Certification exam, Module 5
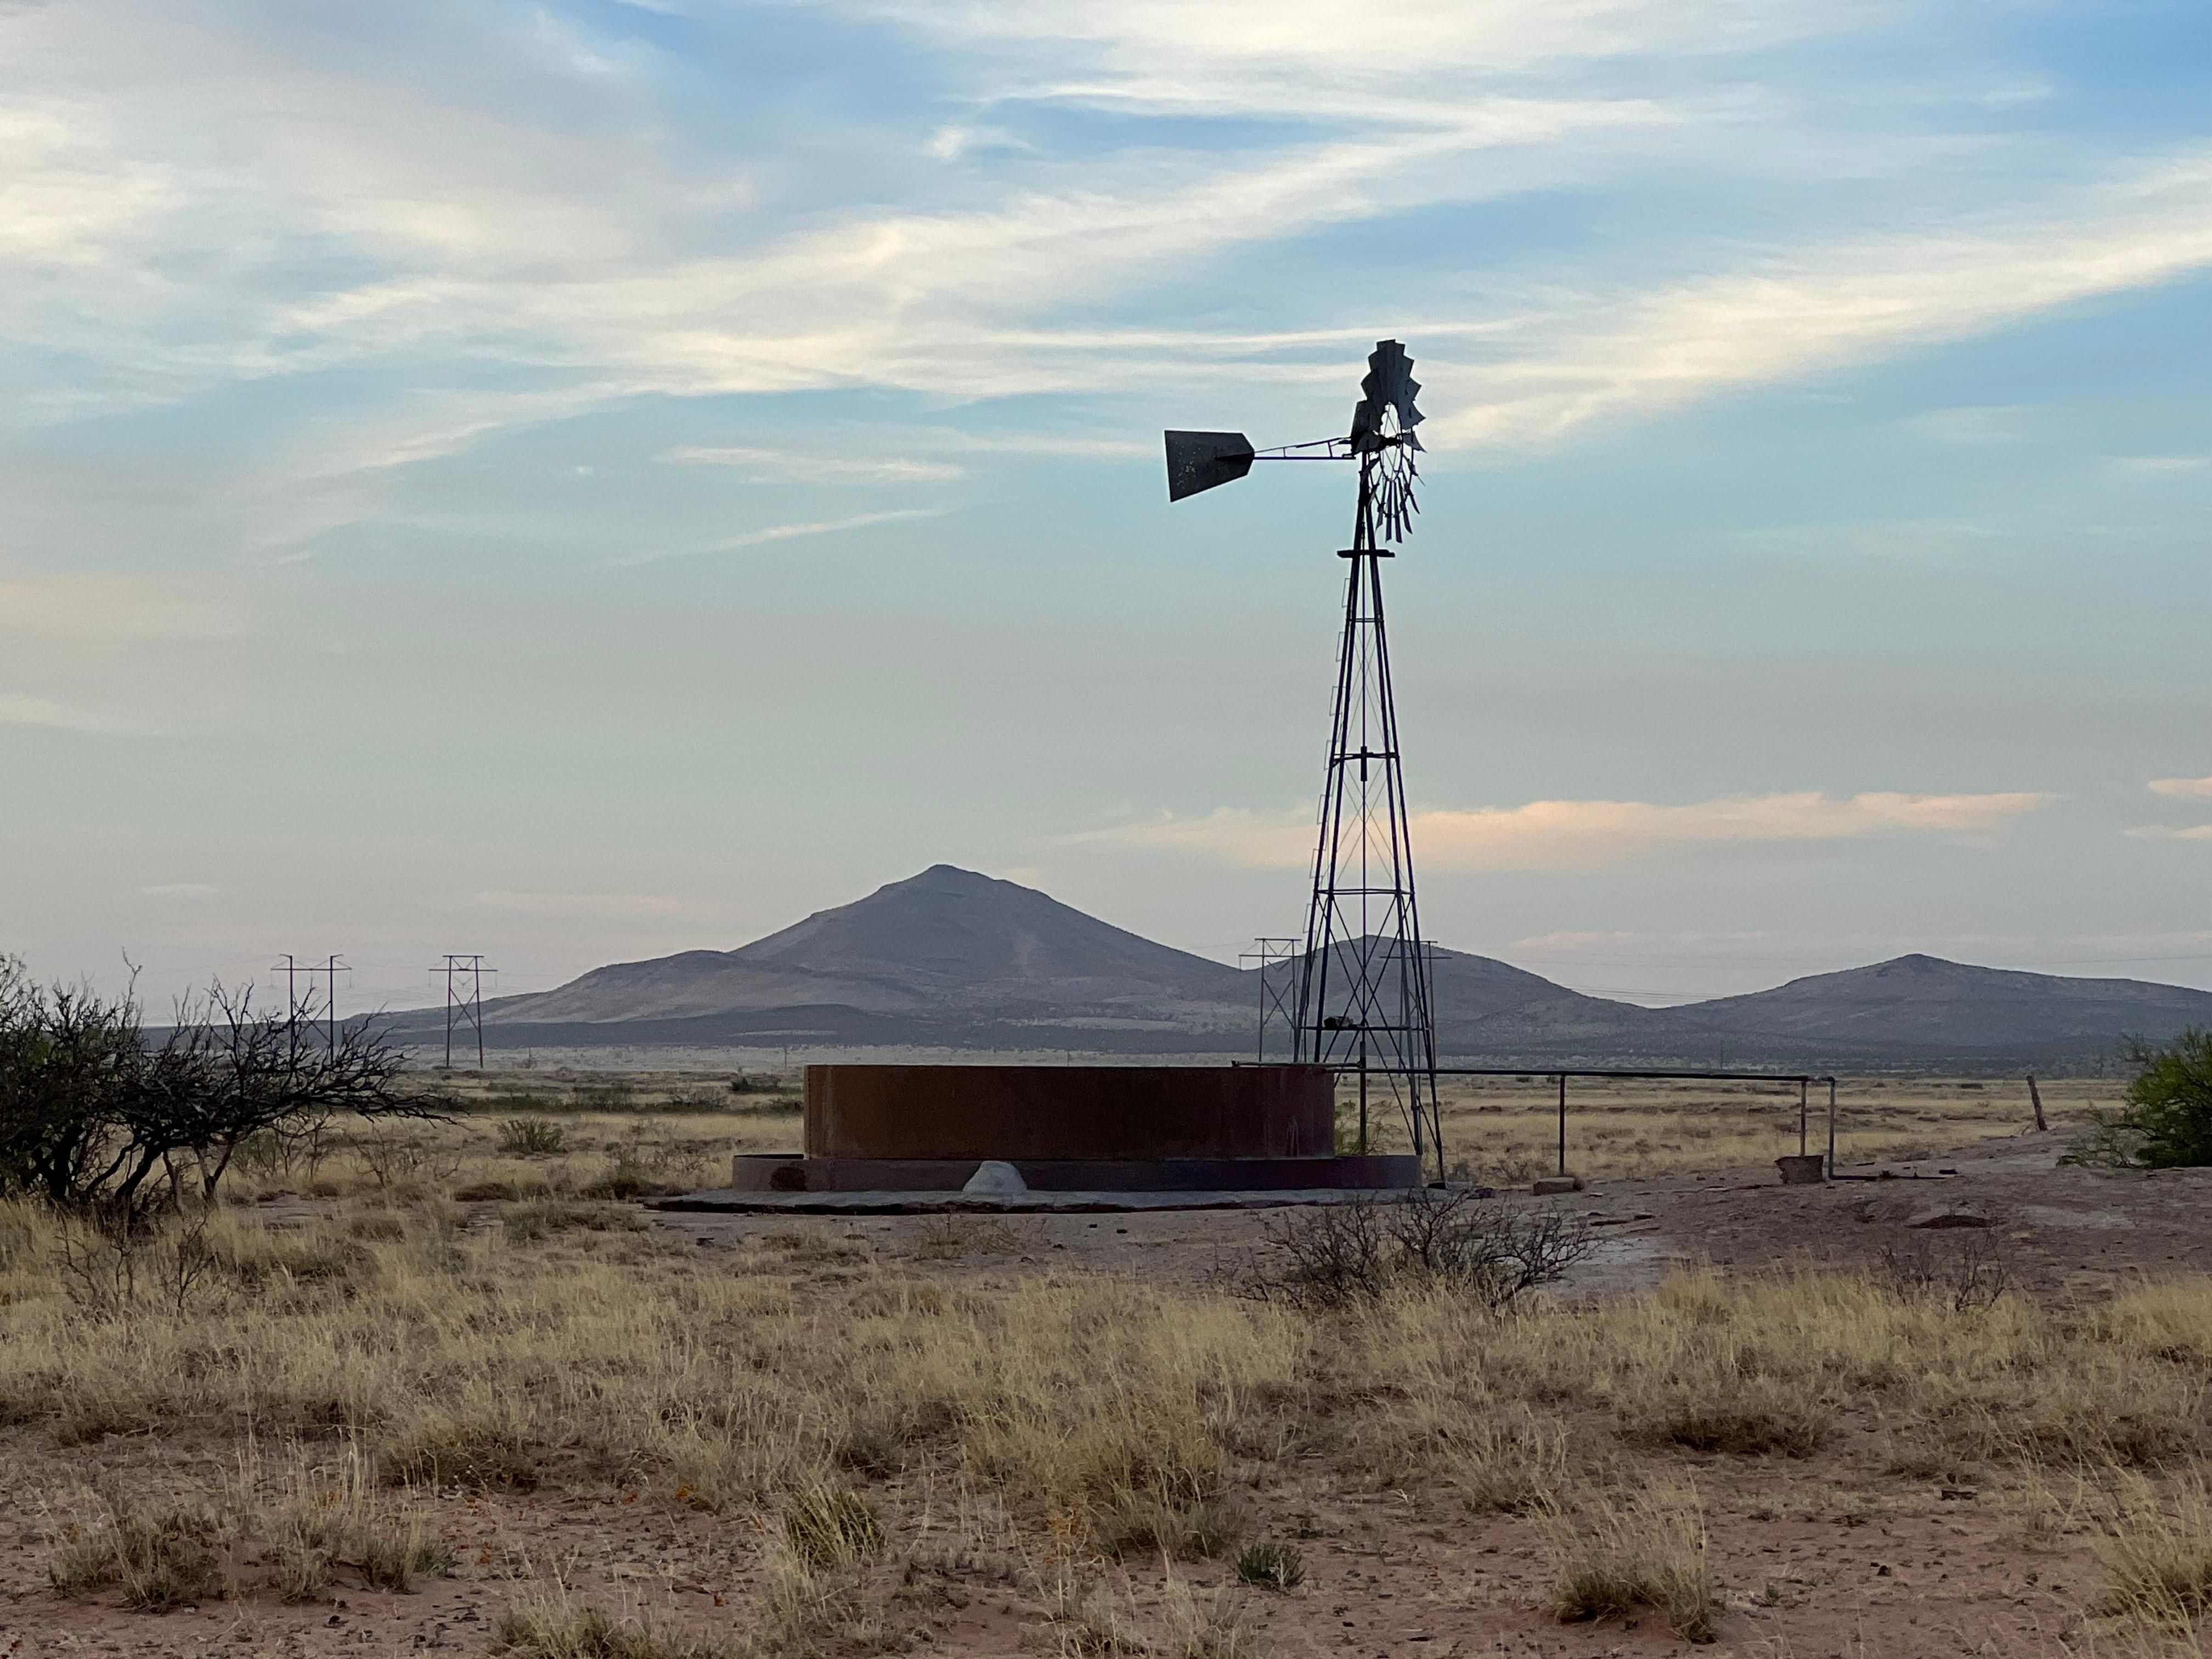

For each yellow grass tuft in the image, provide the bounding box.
[1542,1481,1719,1643]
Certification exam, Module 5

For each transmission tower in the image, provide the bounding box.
[272,953,349,1057]
[1238,937,1301,1063]
[433,955,494,1070]
[1165,341,1442,1175]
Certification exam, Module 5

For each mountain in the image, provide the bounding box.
[382,867,2212,1066]
[1268,943,1684,1058]
[1658,953,2212,1063]
[453,865,1253,1042]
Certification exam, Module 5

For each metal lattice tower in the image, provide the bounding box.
[1238,936,1301,1063]
[1165,340,1442,1175]
[434,955,494,1070]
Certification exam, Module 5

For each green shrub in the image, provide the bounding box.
[2065,1030,2212,1169]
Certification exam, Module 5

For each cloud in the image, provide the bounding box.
[925,124,1034,162]
[608,507,947,567]
[0,576,245,641]
[0,693,123,732]
[2151,776,2212,798]
[1082,790,2054,872]
[2125,825,2212,843]
[140,883,218,899]
[8,1,2212,481]
[1427,155,2212,449]
[662,446,967,482]
[467,890,689,917]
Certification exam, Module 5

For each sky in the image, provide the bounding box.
[4,0,2211,1015]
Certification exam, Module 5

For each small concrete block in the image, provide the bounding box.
[1907,1206,1991,1229]
[1531,1176,1584,1196]
[962,1160,1028,1196]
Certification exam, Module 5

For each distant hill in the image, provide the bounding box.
[1655,953,2212,1064]
[382,867,2212,1067]
[439,865,1254,1044]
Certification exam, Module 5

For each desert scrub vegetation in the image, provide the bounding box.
[12,1188,2212,1647]
[0,954,441,1231]
[2067,1028,2212,1170]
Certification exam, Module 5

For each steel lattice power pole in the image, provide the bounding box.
[435,955,493,1070]
[1238,937,1301,1063]
[1293,455,1442,1175]
[320,955,347,1059]
[274,953,348,1056]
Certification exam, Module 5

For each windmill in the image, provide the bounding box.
[1164,340,1442,1176]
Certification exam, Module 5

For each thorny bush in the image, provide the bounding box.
[1240,1190,1596,1311]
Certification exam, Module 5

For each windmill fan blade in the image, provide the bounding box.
[1351,339,1423,451]
[1164,430,1256,501]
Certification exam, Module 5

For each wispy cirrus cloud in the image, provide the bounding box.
[2149,776,2212,798]
[662,446,966,483]
[1082,790,2054,872]
[2126,825,2212,843]
[8,0,2212,476]
[606,507,947,567]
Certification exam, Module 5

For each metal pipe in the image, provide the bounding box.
[1826,1077,1837,1176]
[1556,1074,1567,1176]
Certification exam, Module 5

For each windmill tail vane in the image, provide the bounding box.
[1161,340,1444,1178]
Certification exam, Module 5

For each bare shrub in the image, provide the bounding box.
[1878,1231,2011,1312]
[1244,1192,1595,1311]
[1543,1482,1718,1643]
[498,1118,567,1156]
[55,1209,221,1317]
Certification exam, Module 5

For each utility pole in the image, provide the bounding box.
[433,955,493,1070]
[273,954,310,1020]
[319,955,346,1058]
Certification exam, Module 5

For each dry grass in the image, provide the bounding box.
[7,1092,2212,1652]
[1542,1481,1718,1642]
[1341,1073,2127,1182]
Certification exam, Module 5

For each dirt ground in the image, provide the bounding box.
[2,1086,2204,1659]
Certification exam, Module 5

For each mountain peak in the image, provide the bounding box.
[894,864,1008,892]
